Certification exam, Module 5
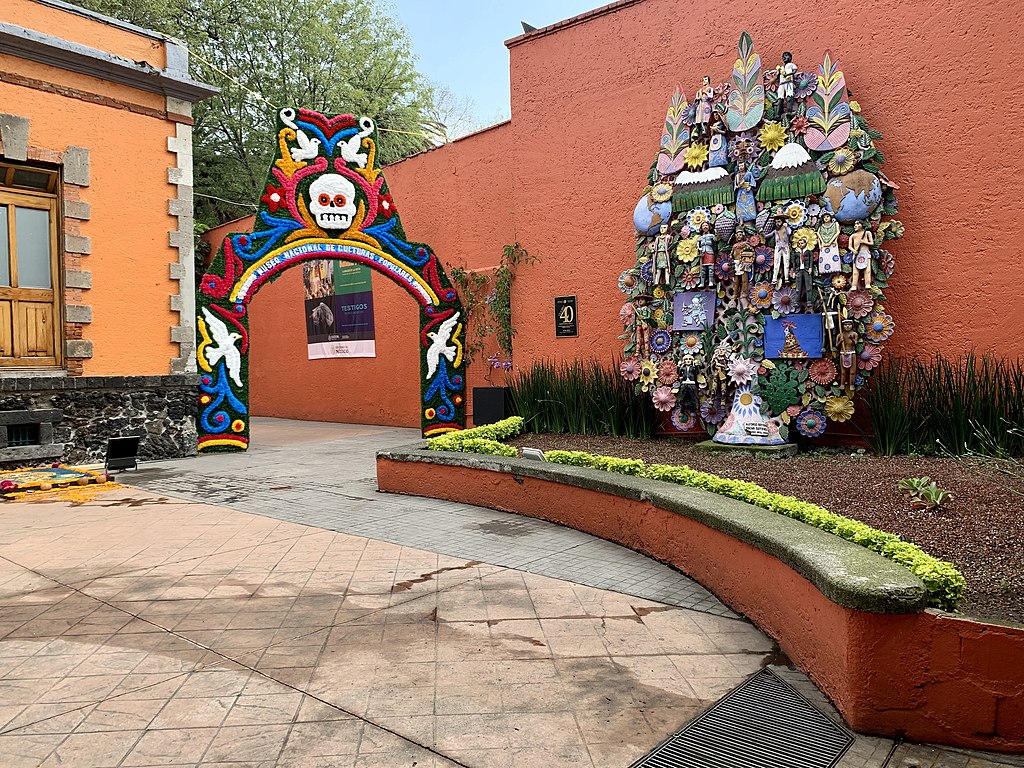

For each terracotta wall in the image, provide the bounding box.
[244,0,1021,428]
[232,122,517,426]
[0,6,185,377]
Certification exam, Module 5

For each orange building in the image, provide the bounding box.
[0,0,215,462]
[235,0,1020,430]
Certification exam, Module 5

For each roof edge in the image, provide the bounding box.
[505,0,646,48]
[30,0,179,44]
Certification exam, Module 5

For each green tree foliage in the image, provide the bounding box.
[73,0,444,225]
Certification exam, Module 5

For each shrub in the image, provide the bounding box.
[545,450,965,610]
[509,359,656,438]
[865,353,1024,457]
[425,416,524,457]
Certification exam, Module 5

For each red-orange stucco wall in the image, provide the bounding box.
[245,0,1022,427]
[232,122,517,426]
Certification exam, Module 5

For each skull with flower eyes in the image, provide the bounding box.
[308,174,356,230]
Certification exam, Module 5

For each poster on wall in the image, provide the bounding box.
[304,260,376,359]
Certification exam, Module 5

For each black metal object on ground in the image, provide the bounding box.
[630,668,854,768]
[105,436,141,473]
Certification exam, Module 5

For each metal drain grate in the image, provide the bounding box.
[630,668,854,768]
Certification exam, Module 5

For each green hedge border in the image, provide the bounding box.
[426,417,964,610]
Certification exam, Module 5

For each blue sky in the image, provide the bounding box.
[387,0,605,134]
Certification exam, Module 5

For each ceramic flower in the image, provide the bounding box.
[758,121,787,153]
[619,303,636,326]
[678,267,701,289]
[793,71,817,99]
[700,398,726,425]
[670,406,697,431]
[783,201,807,228]
[809,359,837,386]
[639,360,657,391]
[680,333,702,355]
[676,236,700,263]
[792,225,817,249]
[653,286,666,299]
[658,359,679,385]
[686,207,712,231]
[865,310,895,342]
[825,396,855,422]
[620,356,641,380]
[714,254,733,281]
[652,385,677,412]
[728,355,757,386]
[752,246,773,273]
[748,282,773,310]
[788,115,809,135]
[639,260,654,283]
[806,203,822,218]
[684,142,710,170]
[772,286,798,314]
[680,225,692,238]
[830,274,848,290]
[846,289,874,319]
[828,147,857,175]
[858,343,882,371]
[730,136,759,162]
[650,181,673,202]
[795,408,827,437]
[618,269,638,294]
[786,404,803,419]
[650,329,672,354]
[879,249,896,277]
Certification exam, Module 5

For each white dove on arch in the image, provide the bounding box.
[201,307,243,389]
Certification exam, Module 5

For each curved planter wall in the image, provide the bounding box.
[377,447,1024,753]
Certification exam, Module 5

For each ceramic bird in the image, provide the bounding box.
[201,307,243,389]
[425,312,460,379]
[338,117,375,168]
[289,129,321,163]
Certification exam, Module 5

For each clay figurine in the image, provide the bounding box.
[731,235,755,306]
[678,354,700,410]
[694,75,716,137]
[849,221,875,290]
[838,318,858,392]
[650,224,673,285]
[817,212,841,273]
[772,216,791,287]
[793,234,815,311]
[708,114,729,167]
[776,52,798,120]
[821,288,842,351]
[634,297,653,356]
[734,161,759,223]
[698,222,717,288]
[709,337,733,401]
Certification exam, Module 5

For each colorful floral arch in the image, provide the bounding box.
[196,107,465,452]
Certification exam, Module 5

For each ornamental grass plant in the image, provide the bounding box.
[509,360,656,439]
[864,353,1024,457]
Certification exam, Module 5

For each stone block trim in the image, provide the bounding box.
[64,305,92,324]
[65,339,93,359]
[0,113,30,161]
[167,121,197,375]
[62,146,90,186]
[64,233,91,254]
[63,200,91,221]
[65,270,92,289]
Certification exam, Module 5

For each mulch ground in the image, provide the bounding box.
[507,432,1024,625]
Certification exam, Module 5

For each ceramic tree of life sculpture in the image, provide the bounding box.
[621,34,902,443]
[196,107,466,452]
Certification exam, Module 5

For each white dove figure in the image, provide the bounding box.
[289,129,321,163]
[425,312,460,379]
[201,307,243,389]
[338,117,375,169]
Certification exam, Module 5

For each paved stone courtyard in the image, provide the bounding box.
[0,418,1017,767]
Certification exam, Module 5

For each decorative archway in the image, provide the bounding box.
[196,107,466,452]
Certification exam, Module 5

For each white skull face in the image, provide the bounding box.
[308,174,356,230]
